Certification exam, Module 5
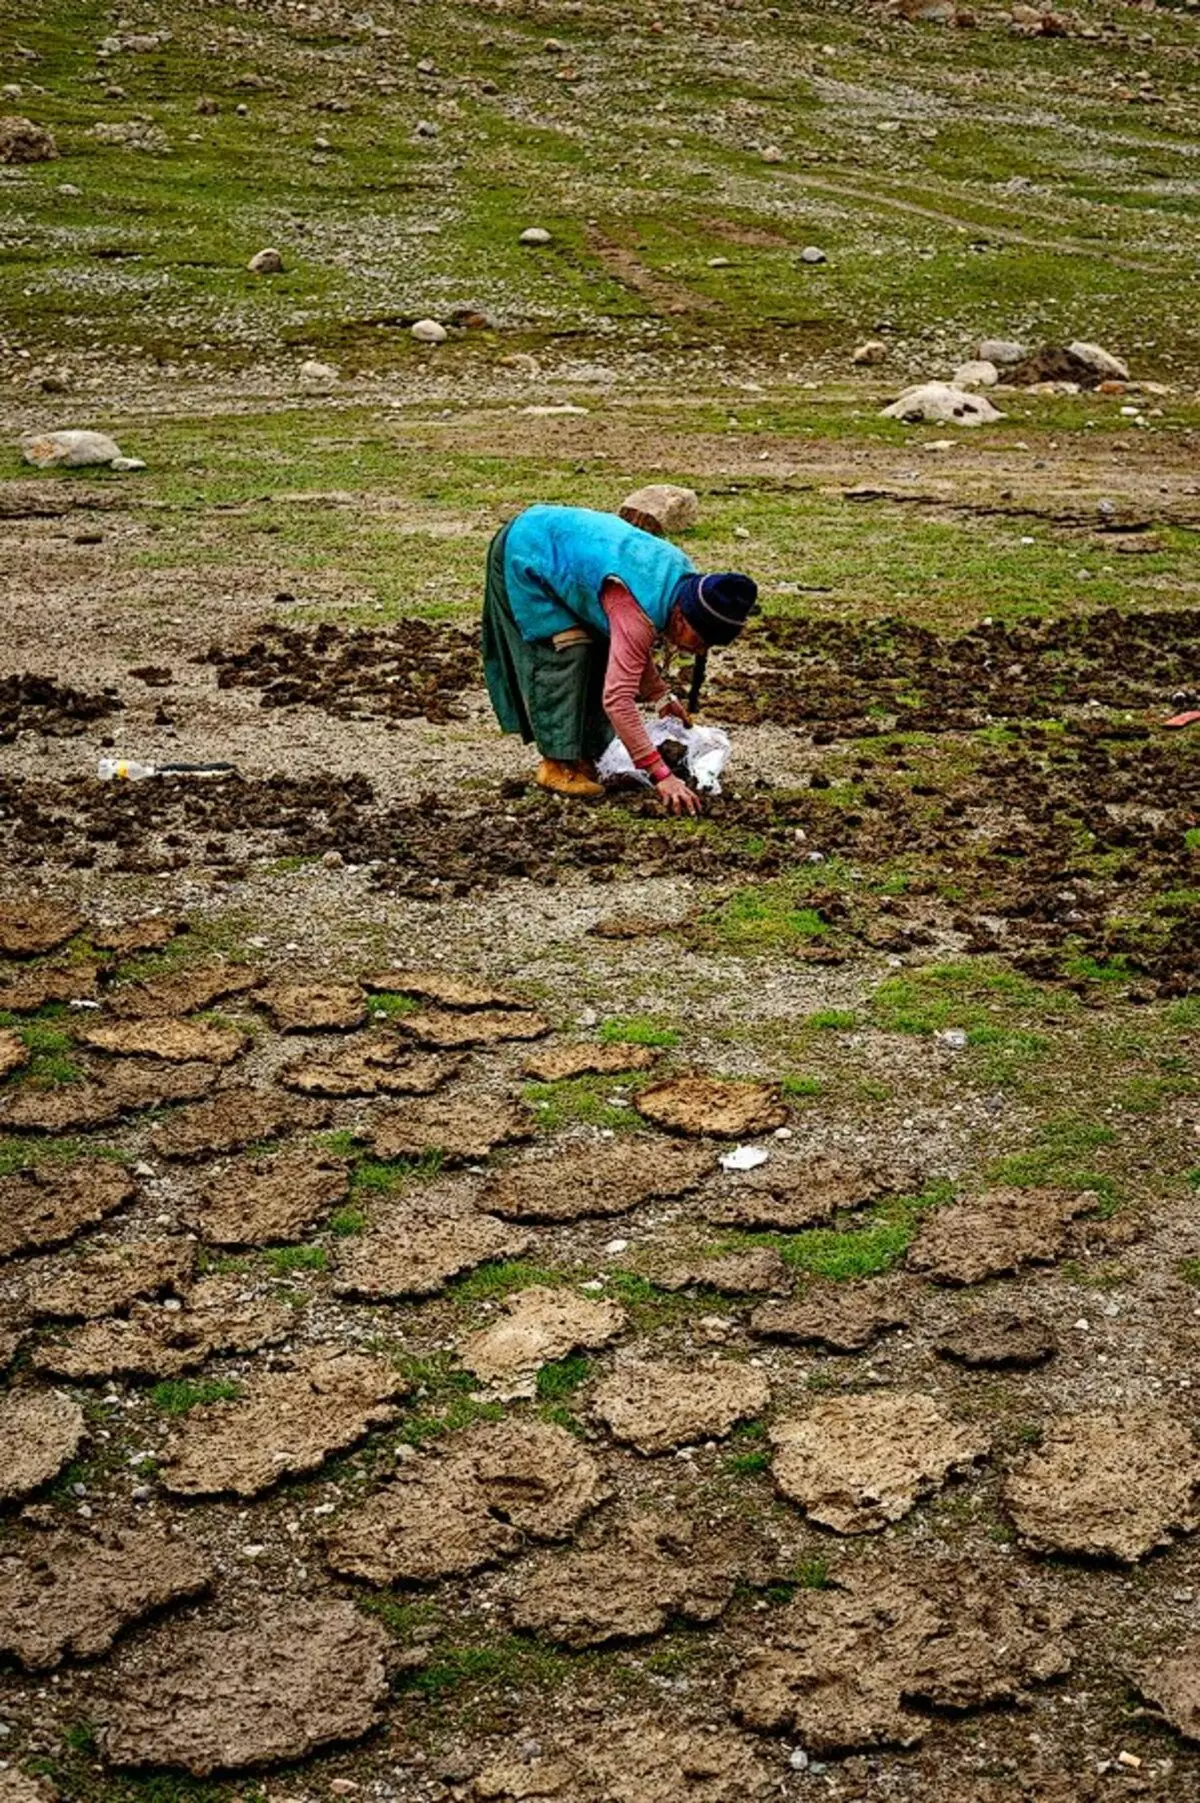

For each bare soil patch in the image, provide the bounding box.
[77,1018,247,1064]
[190,1151,350,1246]
[159,1350,406,1497]
[482,1138,714,1224]
[1003,1411,1200,1561]
[0,1060,219,1133]
[366,969,531,1010]
[281,1036,463,1098]
[325,1418,604,1585]
[332,1179,531,1299]
[634,1076,788,1138]
[654,1247,791,1295]
[0,1028,29,1079]
[25,1238,195,1319]
[0,673,121,744]
[907,1187,1099,1284]
[259,980,367,1033]
[935,1309,1058,1368]
[34,1274,291,1381]
[472,1716,778,1802]
[371,1095,533,1163]
[523,1041,660,1082]
[0,1525,213,1671]
[751,1280,911,1351]
[1134,1642,1200,1745]
[0,963,100,1012]
[91,1599,390,1774]
[460,1285,626,1399]
[396,1007,550,1049]
[0,900,83,958]
[589,1359,770,1454]
[732,1560,1072,1752]
[108,963,262,1019]
[770,1394,989,1533]
[0,1387,86,1501]
[149,1088,322,1160]
[0,1163,136,1260]
[704,1154,904,1229]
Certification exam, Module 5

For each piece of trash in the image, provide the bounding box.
[1164,710,1200,729]
[936,1028,968,1049]
[597,719,732,795]
[98,758,239,780]
[720,1144,770,1172]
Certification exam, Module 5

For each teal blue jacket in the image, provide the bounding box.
[502,505,693,643]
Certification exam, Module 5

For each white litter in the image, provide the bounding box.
[720,1144,769,1172]
[598,718,733,795]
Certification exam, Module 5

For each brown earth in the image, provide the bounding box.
[324,1418,605,1585]
[366,968,532,1010]
[280,1036,464,1097]
[481,1138,714,1223]
[189,1150,350,1245]
[33,1274,292,1380]
[770,1393,990,1534]
[259,979,367,1032]
[149,1087,321,1159]
[935,1309,1059,1368]
[0,1163,136,1259]
[653,1247,791,1296]
[24,1238,196,1318]
[1134,1642,1200,1744]
[0,899,83,957]
[332,1180,532,1298]
[91,1599,391,1774]
[750,1279,912,1351]
[371,1094,534,1163]
[460,1284,627,1399]
[0,1525,213,1670]
[77,1017,248,1063]
[396,1007,551,1048]
[634,1076,789,1138]
[107,962,262,1018]
[0,962,100,1012]
[0,1028,29,1079]
[0,1059,219,1133]
[731,1560,1073,1752]
[0,1387,86,1502]
[703,1153,906,1229]
[589,1359,771,1455]
[1002,1411,1200,1561]
[159,1350,407,1497]
[906,1186,1100,1284]
[472,1716,779,1802]
[522,1040,660,1081]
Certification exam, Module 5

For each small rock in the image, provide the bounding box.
[300,358,338,390]
[1068,340,1130,381]
[519,227,552,245]
[57,181,82,197]
[800,246,827,264]
[195,96,219,115]
[976,337,1026,365]
[411,319,448,344]
[853,339,888,365]
[761,144,784,163]
[413,119,438,139]
[953,359,999,388]
[619,483,699,534]
[0,116,57,163]
[247,247,284,275]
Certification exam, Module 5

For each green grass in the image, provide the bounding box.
[868,960,1074,1084]
[522,1076,643,1132]
[327,1206,368,1236]
[149,1378,243,1415]
[727,1183,951,1281]
[805,1009,858,1032]
[0,1134,120,1175]
[264,1244,328,1274]
[402,1636,572,1701]
[451,1259,569,1301]
[366,991,422,1020]
[598,1015,679,1049]
[781,1073,823,1098]
[709,882,831,953]
[535,1354,591,1402]
[989,1115,1118,1205]
[726,1447,771,1475]
[1179,1258,1200,1288]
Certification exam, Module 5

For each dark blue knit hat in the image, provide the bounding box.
[673,572,759,647]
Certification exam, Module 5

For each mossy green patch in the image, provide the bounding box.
[149,1378,243,1415]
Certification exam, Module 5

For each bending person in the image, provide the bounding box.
[482,503,757,814]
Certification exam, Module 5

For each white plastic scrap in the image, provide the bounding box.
[598,719,733,794]
[720,1144,769,1172]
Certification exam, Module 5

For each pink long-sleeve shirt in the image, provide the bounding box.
[600,578,670,772]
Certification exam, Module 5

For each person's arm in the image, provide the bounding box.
[600,580,701,814]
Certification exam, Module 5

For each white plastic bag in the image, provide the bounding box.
[597,719,733,794]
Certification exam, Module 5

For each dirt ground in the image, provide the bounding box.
[4,2,1200,1802]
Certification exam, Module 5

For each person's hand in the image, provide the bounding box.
[657,695,693,728]
[656,773,703,816]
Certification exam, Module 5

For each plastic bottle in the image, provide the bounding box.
[98,758,157,780]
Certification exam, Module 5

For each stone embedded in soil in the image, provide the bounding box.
[506,1511,739,1647]
[1003,1410,1200,1562]
[936,1309,1057,1368]
[0,1525,213,1670]
[0,1769,56,1803]
[634,1076,788,1139]
[25,1238,196,1318]
[0,1060,219,1133]
[77,1018,247,1064]
[364,968,532,1010]
[703,1153,901,1229]
[190,1150,350,1246]
[325,1418,603,1584]
[91,1599,390,1774]
[150,1088,320,1160]
[0,962,100,1013]
[0,1387,86,1501]
[1133,1640,1200,1743]
[654,1248,791,1296]
[372,1095,533,1164]
[460,1285,627,1399]
[259,980,367,1033]
[0,1027,30,1078]
[770,1393,989,1533]
[396,1006,550,1049]
[108,963,262,1019]
[332,1178,532,1298]
[750,1280,910,1352]
[590,1359,770,1454]
[523,1041,660,1082]
[472,1717,777,1802]
[34,1275,292,1380]
[731,1560,1072,1752]
[0,1162,136,1259]
[280,1035,463,1098]
[160,1349,406,1497]
[482,1138,714,1223]
[906,1186,1097,1284]
[0,900,83,957]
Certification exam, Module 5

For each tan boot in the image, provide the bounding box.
[536,757,605,799]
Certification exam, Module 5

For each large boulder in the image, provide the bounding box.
[619,484,699,534]
[1067,340,1129,381]
[0,117,57,163]
[19,430,131,470]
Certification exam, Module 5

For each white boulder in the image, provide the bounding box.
[1068,340,1129,381]
[519,227,552,246]
[247,247,284,274]
[976,338,1026,365]
[953,359,999,388]
[411,319,448,344]
[20,429,131,469]
[300,359,339,390]
[853,339,889,366]
[620,483,700,534]
[880,382,1002,426]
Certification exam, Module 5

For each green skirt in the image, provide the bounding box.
[481,524,614,763]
